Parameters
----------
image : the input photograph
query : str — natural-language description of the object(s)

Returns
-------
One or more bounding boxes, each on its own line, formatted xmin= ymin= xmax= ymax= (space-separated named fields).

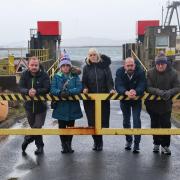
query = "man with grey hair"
xmin=145 ymin=52 xmax=180 ymax=155
xmin=115 ymin=57 xmax=146 ymax=153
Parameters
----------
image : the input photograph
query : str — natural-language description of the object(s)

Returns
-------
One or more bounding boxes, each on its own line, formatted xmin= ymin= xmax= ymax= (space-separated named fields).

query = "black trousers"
xmin=58 ymin=120 xmax=75 ymax=144
xmin=83 ymin=100 xmax=110 ymax=144
xmin=147 ymin=110 xmax=171 ymax=147
xmin=24 ymin=111 xmax=46 ymax=148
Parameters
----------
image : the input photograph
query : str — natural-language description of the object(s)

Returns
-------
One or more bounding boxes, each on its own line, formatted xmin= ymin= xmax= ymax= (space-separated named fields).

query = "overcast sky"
xmin=0 ymin=0 xmax=177 ymax=45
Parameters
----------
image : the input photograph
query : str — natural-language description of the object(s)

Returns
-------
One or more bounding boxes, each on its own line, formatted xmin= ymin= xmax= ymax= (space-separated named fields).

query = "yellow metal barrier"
xmin=0 ymin=93 xmax=179 ymax=101
xmin=47 ymin=59 xmax=59 ymax=80
xmin=0 ymin=128 xmax=180 ymax=135
xmin=0 ymin=93 xmax=179 ymax=135
xmin=28 ymin=49 xmax=49 ymax=62
xmin=0 ymin=56 xmax=15 ymax=75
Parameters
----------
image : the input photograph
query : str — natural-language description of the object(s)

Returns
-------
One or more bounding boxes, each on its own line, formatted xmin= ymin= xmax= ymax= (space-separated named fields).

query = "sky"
xmin=0 ymin=0 xmax=177 ymax=46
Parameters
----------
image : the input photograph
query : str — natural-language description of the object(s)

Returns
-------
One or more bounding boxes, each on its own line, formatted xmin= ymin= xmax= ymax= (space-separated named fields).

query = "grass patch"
xmin=8 ymin=103 xmax=25 ymax=119
xmin=172 ymin=100 xmax=180 ymax=121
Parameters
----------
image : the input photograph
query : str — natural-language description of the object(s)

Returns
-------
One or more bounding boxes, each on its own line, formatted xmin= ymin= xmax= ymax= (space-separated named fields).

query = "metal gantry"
xmin=164 ymin=1 xmax=180 ymax=32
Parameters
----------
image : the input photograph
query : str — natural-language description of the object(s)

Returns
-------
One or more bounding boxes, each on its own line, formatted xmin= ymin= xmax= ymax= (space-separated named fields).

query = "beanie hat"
xmin=59 ymin=49 xmax=72 ymax=68
xmin=155 ymin=51 xmax=167 ymax=65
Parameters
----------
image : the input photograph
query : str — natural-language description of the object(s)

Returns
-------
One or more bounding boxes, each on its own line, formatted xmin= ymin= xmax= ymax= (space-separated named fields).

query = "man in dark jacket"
xmin=145 ymin=52 xmax=180 ymax=155
xmin=115 ymin=57 xmax=146 ymax=153
xmin=19 ymin=56 xmax=50 ymax=155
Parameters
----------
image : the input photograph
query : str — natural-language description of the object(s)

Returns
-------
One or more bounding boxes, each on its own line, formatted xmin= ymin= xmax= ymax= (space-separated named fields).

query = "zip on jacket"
xmin=32 ymin=77 xmax=35 ymax=113
xmin=94 ymin=64 xmax=99 ymax=92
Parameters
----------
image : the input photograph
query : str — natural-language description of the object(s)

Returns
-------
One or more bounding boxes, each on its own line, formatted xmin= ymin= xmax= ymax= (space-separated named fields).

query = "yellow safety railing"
xmin=0 ymin=93 xmax=179 ymax=135
xmin=47 ymin=59 xmax=59 ymax=80
xmin=131 ymin=50 xmax=148 ymax=72
xmin=0 ymin=64 xmax=15 ymax=75
xmin=28 ymin=49 xmax=49 ymax=62
xmin=0 ymin=55 xmax=15 ymax=75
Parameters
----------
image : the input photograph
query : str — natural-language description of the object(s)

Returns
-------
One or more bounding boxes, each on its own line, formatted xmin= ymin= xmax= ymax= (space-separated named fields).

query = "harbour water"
xmin=0 ymin=46 xmax=122 ymax=62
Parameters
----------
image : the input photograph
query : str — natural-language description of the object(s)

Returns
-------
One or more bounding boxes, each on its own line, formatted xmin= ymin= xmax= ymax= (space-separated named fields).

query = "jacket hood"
xmin=85 ymin=54 xmax=111 ymax=68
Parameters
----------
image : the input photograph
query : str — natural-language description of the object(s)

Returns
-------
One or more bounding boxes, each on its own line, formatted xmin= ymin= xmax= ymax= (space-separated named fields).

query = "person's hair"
xmin=86 ymin=48 xmax=101 ymax=65
xmin=124 ymin=57 xmax=135 ymax=64
xmin=28 ymin=56 xmax=39 ymax=64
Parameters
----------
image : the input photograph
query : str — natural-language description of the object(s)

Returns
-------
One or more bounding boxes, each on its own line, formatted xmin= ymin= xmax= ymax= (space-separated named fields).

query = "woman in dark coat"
xmin=82 ymin=48 xmax=115 ymax=151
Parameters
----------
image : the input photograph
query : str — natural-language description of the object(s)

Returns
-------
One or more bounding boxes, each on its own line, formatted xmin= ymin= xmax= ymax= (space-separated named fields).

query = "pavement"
xmin=0 ymin=101 xmax=180 ymax=180
xmin=0 ymin=61 xmax=180 ymax=180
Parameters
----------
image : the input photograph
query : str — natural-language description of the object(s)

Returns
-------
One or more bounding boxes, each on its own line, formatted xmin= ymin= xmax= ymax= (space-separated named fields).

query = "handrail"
xmin=28 ymin=49 xmax=49 ymax=62
xmin=47 ymin=59 xmax=59 ymax=80
xmin=131 ymin=50 xmax=148 ymax=72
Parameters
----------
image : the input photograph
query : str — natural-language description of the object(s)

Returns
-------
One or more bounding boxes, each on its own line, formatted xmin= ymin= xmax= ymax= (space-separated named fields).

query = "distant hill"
xmin=0 ymin=37 xmax=135 ymax=48
xmin=0 ymin=41 xmax=27 ymax=48
xmin=61 ymin=37 xmax=134 ymax=47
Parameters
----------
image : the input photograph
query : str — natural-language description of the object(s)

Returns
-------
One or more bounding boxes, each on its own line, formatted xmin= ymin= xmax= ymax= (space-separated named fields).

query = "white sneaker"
xmin=153 ymin=145 xmax=160 ymax=153
xmin=161 ymin=146 xmax=171 ymax=155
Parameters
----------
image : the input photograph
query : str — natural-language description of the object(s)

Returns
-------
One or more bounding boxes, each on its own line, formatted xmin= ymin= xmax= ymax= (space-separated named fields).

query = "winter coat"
xmin=145 ymin=65 xmax=180 ymax=114
xmin=19 ymin=67 xmax=50 ymax=113
xmin=82 ymin=54 xmax=114 ymax=93
xmin=50 ymin=72 xmax=83 ymax=121
xmin=115 ymin=65 xmax=146 ymax=103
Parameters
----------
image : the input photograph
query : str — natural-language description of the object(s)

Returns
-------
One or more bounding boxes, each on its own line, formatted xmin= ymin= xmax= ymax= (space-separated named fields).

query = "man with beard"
xmin=19 ymin=56 xmax=50 ymax=155
xmin=115 ymin=57 xmax=146 ymax=153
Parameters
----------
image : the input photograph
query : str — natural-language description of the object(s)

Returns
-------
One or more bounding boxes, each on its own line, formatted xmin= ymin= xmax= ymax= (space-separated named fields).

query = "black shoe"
xmin=22 ymin=141 xmax=29 ymax=154
xmin=92 ymin=143 xmax=98 ymax=151
xmin=125 ymin=141 xmax=132 ymax=151
xmin=34 ymin=147 xmax=44 ymax=155
xmin=67 ymin=142 xmax=74 ymax=153
xmin=61 ymin=143 xmax=69 ymax=154
xmin=96 ymin=144 xmax=103 ymax=151
xmin=133 ymin=144 xmax=140 ymax=154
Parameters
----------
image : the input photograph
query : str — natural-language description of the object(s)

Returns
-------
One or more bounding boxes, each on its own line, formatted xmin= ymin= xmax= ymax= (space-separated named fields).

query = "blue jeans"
xmin=120 ymin=101 xmax=142 ymax=144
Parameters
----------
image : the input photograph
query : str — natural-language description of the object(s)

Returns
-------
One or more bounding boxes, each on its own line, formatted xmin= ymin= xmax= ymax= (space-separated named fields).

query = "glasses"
xmin=89 ymin=54 xmax=97 ymax=57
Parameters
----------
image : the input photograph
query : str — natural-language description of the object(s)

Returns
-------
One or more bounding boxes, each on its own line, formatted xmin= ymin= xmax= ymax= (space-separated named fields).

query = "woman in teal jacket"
xmin=51 ymin=50 xmax=83 ymax=153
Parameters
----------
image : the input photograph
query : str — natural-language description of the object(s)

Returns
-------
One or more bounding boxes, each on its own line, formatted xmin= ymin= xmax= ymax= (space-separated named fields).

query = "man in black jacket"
xmin=115 ymin=57 xmax=146 ymax=153
xmin=19 ymin=56 xmax=50 ymax=155
xmin=145 ymin=52 xmax=180 ymax=155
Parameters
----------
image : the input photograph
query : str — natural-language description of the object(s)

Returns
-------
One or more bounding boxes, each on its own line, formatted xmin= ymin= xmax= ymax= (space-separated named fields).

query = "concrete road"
xmin=0 ymin=61 xmax=180 ymax=180
xmin=0 ymin=100 xmax=180 ymax=180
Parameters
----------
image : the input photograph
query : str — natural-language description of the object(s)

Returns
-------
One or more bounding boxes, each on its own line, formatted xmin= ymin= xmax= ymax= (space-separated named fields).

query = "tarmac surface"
xmin=0 ymin=101 xmax=180 ymax=180
xmin=0 ymin=61 xmax=180 ymax=180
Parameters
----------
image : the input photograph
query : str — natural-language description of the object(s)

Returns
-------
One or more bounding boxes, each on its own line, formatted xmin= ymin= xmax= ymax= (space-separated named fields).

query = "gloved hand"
xmin=161 ymin=91 xmax=171 ymax=101
xmin=156 ymin=89 xmax=165 ymax=97
xmin=59 ymin=90 xmax=69 ymax=98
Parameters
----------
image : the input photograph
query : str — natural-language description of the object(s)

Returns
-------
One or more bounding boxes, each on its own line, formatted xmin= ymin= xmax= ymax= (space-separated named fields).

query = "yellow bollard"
xmin=8 ymin=55 xmax=15 ymax=74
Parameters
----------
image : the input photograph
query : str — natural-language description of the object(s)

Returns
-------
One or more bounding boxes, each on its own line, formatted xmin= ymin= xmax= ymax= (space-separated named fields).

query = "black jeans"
xmin=83 ymin=100 xmax=110 ymax=144
xmin=58 ymin=120 xmax=75 ymax=144
xmin=147 ymin=110 xmax=171 ymax=147
xmin=24 ymin=111 xmax=46 ymax=148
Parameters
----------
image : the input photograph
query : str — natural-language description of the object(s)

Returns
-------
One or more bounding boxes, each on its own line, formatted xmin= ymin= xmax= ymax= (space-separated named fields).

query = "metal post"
xmin=175 ymin=7 xmax=180 ymax=32
xmin=95 ymin=100 xmax=102 ymax=134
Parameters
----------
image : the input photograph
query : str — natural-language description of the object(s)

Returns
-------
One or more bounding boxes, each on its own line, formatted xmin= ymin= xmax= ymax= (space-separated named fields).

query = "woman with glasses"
xmin=82 ymin=48 xmax=115 ymax=151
